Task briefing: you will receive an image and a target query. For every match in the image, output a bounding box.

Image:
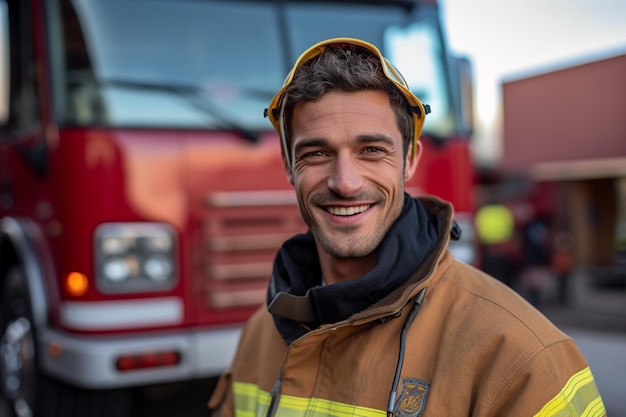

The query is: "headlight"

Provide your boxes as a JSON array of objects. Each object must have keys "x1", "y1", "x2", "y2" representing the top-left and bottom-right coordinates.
[
  {"x1": 144, "y1": 254, "x2": 173, "y2": 281},
  {"x1": 102, "y1": 257, "x2": 133, "y2": 282},
  {"x1": 94, "y1": 223, "x2": 178, "y2": 293}
]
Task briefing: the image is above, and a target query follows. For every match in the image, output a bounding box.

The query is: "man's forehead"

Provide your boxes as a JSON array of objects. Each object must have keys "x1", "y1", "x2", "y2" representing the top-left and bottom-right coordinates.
[
  {"x1": 294, "y1": 89, "x2": 398, "y2": 124},
  {"x1": 292, "y1": 91, "x2": 397, "y2": 128}
]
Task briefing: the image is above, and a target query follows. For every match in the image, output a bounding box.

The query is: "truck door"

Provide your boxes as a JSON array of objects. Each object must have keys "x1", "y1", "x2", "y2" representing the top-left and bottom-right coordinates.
[{"x1": 0, "y1": 0, "x2": 48, "y2": 213}]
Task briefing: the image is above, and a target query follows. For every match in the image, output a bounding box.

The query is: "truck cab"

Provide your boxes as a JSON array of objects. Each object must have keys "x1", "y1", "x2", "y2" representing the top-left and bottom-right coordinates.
[{"x1": 0, "y1": 1, "x2": 474, "y2": 416}]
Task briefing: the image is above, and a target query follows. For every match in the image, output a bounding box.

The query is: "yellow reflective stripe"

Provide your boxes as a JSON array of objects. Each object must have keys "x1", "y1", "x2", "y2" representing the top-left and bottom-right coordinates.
[
  {"x1": 582, "y1": 396, "x2": 606, "y2": 417},
  {"x1": 534, "y1": 367, "x2": 606, "y2": 417},
  {"x1": 232, "y1": 382, "x2": 385, "y2": 417},
  {"x1": 279, "y1": 395, "x2": 385, "y2": 417},
  {"x1": 233, "y1": 382, "x2": 271, "y2": 417}
]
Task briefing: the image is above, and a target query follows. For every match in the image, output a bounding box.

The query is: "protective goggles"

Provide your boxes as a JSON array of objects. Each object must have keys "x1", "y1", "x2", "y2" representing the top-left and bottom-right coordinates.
[{"x1": 264, "y1": 37, "x2": 430, "y2": 169}]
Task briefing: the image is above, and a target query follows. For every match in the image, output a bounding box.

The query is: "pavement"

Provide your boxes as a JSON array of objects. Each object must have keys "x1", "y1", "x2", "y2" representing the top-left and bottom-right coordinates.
[{"x1": 534, "y1": 266, "x2": 626, "y2": 334}]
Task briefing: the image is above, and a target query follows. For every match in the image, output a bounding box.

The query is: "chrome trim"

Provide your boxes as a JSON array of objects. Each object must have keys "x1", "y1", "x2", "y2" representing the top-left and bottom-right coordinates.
[
  {"x1": 205, "y1": 190, "x2": 297, "y2": 207},
  {"x1": 38, "y1": 325, "x2": 242, "y2": 389},
  {"x1": 208, "y1": 262, "x2": 273, "y2": 281},
  {"x1": 207, "y1": 233, "x2": 293, "y2": 251},
  {"x1": 59, "y1": 297, "x2": 184, "y2": 331},
  {"x1": 208, "y1": 288, "x2": 266, "y2": 309}
]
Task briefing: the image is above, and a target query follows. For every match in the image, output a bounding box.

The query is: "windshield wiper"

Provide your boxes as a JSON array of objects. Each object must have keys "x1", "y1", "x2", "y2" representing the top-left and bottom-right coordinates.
[{"x1": 79, "y1": 77, "x2": 266, "y2": 143}]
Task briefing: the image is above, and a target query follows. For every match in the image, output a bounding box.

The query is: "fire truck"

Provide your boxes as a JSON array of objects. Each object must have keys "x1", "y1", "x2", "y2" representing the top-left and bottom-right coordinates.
[{"x1": 0, "y1": 0, "x2": 475, "y2": 416}]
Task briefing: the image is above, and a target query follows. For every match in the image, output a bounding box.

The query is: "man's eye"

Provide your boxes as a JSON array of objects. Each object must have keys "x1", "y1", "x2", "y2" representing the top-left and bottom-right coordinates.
[
  {"x1": 363, "y1": 147, "x2": 384, "y2": 154},
  {"x1": 303, "y1": 150, "x2": 326, "y2": 158}
]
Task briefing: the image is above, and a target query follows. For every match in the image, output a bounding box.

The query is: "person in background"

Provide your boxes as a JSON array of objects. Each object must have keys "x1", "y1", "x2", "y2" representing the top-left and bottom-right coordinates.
[
  {"x1": 521, "y1": 217, "x2": 551, "y2": 307},
  {"x1": 552, "y1": 232, "x2": 575, "y2": 306},
  {"x1": 475, "y1": 203, "x2": 520, "y2": 287},
  {"x1": 208, "y1": 37, "x2": 605, "y2": 417}
]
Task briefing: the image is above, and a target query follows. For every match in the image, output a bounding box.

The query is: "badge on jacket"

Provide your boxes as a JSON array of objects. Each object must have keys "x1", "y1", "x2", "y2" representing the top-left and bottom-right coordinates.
[{"x1": 393, "y1": 378, "x2": 430, "y2": 417}]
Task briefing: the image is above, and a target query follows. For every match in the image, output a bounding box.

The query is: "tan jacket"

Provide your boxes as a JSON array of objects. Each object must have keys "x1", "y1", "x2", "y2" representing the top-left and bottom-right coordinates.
[{"x1": 209, "y1": 197, "x2": 605, "y2": 417}]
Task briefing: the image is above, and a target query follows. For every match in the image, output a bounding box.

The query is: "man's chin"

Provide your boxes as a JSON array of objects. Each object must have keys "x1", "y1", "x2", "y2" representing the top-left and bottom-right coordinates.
[{"x1": 318, "y1": 236, "x2": 377, "y2": 259}]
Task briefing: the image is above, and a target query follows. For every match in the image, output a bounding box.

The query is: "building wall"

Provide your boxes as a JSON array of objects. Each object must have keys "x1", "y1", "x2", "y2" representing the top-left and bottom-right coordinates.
[
  {"x1": 501, "y1": 52, "x2": 626, "y2": 269},
  {"x1": 502, "y1": 53, "x2": 626, "y2": 174}
]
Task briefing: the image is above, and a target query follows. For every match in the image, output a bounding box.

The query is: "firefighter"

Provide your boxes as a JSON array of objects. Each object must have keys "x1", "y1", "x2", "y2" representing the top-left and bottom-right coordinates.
[{"x1": 208, "y1": 38, "x2": 605, "y2": 417}]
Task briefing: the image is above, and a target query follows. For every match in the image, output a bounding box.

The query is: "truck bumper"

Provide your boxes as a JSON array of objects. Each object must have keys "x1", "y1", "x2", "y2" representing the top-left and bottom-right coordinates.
[{"x1": 37, "y1": 325, "x2": 242, "y2": 389}]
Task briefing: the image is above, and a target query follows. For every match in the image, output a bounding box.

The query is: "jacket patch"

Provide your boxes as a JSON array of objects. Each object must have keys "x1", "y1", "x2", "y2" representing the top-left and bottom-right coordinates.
[{"x1": 393, "y1": 378, "x2": 430, "y2": 417}]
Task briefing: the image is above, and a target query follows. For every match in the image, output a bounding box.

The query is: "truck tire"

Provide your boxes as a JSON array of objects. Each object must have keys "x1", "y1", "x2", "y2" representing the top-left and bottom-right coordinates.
[{"x1": 0, "y1": 266, "x2": 131, "y2": 417}]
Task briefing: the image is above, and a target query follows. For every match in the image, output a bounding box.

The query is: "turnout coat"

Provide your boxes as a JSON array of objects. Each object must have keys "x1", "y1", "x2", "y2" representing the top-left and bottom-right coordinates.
[{"x1": 209, "y1": 197, "x2": 605, "y2": 417}]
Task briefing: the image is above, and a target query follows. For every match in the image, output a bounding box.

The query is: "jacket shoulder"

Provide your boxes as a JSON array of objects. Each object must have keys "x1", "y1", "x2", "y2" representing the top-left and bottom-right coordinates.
[
  {"x1": 429, "y1": 260, "x2": 570, "y2": 349},
  {"x1": 416, "y1": 258, "x2": 598, "y2": 415}
]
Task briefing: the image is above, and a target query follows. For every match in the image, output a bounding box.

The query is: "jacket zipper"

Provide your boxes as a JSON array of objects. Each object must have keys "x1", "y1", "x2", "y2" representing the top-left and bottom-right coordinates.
[{"x1": 387, "y1": 287, "x2": 428, "y2": 416}]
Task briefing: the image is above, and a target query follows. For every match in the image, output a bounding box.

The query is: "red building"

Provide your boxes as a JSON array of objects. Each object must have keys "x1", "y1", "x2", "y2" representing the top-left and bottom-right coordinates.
[{"x1": 501, "y1": 50, "x2": 626, "y2": 268}]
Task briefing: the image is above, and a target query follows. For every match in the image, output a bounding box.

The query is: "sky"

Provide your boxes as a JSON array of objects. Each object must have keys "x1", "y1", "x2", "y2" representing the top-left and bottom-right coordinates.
[{"x1": 440, "y1": 0, "x2": 626, "y2": 166}]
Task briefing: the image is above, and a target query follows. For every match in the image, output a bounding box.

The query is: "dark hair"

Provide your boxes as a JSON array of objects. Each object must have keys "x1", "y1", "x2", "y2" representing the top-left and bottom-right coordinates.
[{"x1": 282, "y1": 44, "x2": 414, "y2": 155}]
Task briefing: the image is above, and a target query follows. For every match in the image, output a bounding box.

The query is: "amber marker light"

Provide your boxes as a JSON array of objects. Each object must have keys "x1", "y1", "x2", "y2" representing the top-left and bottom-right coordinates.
[
  {"x1": 47, "y1": 341, "x2": 63, "y2": 359},
  {"x1": 65, "y1": 272, "x2": 89, "y2": 296}
]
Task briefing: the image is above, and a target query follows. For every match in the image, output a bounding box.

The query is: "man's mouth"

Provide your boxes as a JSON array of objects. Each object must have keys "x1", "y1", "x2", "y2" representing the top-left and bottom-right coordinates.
[{"x1": 326, "y1": 205, "x2": 371, "y2": 216}]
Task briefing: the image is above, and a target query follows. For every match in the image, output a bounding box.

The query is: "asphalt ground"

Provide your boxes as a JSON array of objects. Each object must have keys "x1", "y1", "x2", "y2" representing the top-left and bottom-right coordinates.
[{"x1": 535, "y1": 267, "x2": 626, "y2": 334}]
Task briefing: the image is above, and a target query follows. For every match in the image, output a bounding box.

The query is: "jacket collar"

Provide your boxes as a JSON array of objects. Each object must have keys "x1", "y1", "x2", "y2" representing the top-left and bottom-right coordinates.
[{"x1": 268, "y1": 195, "x2": 458, "y2": 345}]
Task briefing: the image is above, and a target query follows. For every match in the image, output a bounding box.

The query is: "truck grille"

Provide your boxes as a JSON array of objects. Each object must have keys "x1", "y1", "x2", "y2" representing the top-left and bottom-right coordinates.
[{"x1": 201, "y1": 190, "x2": 304, "y2": 309}]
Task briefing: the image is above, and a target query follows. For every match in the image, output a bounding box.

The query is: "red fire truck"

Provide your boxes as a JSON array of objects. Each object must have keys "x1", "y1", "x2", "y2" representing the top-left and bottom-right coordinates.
[{"x1": 0, "y1": 0, "x2": 475, "y2": 416}]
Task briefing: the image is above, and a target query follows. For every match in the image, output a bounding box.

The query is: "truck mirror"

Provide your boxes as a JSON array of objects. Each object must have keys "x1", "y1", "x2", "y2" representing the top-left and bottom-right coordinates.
[{"x1": 451, "y1": 55, "x2": 474, "y2": 138}]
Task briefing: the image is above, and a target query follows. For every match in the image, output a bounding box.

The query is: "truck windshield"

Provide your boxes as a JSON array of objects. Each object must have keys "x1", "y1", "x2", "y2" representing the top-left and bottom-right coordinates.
[{"x1": 47, "y1": 0, "x2": 454, "y2": 136}]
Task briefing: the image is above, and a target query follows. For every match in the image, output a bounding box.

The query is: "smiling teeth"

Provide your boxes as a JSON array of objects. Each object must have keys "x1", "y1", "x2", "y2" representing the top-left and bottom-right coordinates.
[{"x1": 327, "y1": 205, "x2": 370, "y2": 216}]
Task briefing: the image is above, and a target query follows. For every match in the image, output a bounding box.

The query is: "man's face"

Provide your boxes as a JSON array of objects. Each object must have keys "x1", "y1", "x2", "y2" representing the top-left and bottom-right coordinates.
[{"x1": 286, "y1": 90, "x2": 420, "y2": 262}]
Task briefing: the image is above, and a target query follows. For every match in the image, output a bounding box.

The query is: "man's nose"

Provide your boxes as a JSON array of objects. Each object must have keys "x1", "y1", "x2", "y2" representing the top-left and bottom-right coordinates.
[{"x1": 326, "y1": 153, "x2": 363, "y2": 197}]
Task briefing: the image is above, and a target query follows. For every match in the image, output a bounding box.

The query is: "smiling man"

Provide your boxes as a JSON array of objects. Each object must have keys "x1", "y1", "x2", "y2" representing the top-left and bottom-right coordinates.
[
  {"x1": 290, "y1": 89, "x2": 417, "y2": 281},
  {"x1": 208, "y1": 38, "x2": 605, "y2": 417}
]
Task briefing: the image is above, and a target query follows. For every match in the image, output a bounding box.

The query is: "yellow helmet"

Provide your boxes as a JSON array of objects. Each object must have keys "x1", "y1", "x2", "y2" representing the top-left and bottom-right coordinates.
[{"x1": 264, "y1": 37, "x2": 430, "y2": 168}]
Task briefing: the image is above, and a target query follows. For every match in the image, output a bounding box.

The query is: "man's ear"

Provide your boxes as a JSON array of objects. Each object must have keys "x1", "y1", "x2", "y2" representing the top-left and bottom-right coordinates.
[{"x1": 404, "y1": 141, "x2": 422, "y2": 182}]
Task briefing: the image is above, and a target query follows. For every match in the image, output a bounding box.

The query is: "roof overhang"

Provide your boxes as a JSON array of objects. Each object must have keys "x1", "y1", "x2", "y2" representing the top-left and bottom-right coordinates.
[{"x1": 530, "y1": 157, "x2": 626, "y2": 182}]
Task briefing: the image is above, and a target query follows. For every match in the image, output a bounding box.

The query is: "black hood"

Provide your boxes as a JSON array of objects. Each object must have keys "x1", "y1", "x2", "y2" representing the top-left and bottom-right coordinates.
[{"x1": 267, "y1": 194, "x2": 449, "y2": 345}]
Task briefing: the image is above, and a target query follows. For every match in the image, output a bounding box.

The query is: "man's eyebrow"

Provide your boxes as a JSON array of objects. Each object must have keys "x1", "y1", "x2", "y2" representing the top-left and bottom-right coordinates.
[
  {"x1": 356, "y1": 134, "x2": 397, "y2": 147},
  {"x1": 293, "y1": 138, "x2": 329, "y2": 154}
]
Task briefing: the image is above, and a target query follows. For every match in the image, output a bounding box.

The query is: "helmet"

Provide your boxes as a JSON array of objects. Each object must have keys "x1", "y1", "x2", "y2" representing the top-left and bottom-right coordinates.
[{"x1": 264, "y1": 37, "x2": 430, "y2": 169}]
